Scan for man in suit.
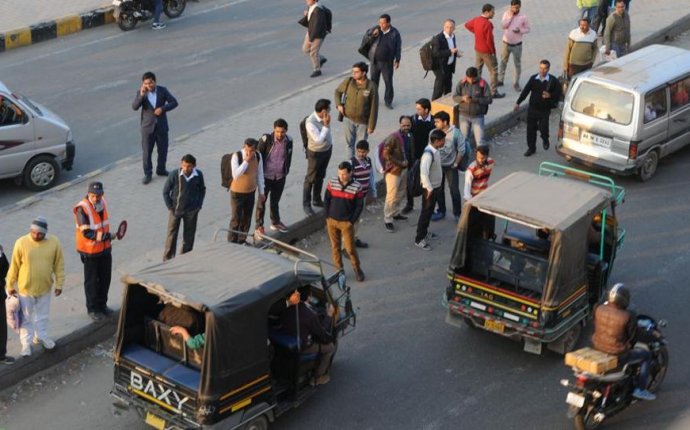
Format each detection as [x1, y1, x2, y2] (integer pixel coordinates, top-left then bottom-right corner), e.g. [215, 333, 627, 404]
[132, 71, 179, 185]
[301, 0, 329, 78]
[431, 19, 460, 101]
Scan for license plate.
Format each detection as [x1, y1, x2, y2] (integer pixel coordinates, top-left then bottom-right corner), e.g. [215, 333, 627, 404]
[112, 0, 121, 5]
[581, 131, 612, 149]
[566, 392, 585, 408]
[484, 319, 505, 333]
[145, 412, 166, 430]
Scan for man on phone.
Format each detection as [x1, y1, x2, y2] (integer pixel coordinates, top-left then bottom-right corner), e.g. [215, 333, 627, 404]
[228, 139, 265, 244]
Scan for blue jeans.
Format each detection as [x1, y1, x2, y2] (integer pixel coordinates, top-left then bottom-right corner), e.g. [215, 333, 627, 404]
[459, 115, 484, 150]
[342, 117, 368, 158]
[626, 348, 651, 390]
[154, 0, 163, 23]
[611, 42, 627, 59]
[579, 6, 598, 23]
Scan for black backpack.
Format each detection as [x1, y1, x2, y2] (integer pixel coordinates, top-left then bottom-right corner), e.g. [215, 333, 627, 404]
[407, 149, 433, 197]
[299, 116, 309, 153]
[220, 151, 259, 189]
[321, 5, 333, 33]
[419, 36, 435, 77]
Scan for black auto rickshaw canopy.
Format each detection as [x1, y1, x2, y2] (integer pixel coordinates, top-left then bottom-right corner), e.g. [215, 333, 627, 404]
[450, 171, 614, 308]
[114, 241, 323, 402]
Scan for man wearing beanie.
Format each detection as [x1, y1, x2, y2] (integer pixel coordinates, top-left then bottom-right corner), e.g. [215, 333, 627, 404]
[73, 182, 113, 321]
[6, 216, 65, 357]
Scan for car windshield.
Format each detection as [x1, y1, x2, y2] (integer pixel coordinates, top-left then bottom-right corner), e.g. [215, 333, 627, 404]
[14, 93, 43, 116]
[571, 81, 634, 125]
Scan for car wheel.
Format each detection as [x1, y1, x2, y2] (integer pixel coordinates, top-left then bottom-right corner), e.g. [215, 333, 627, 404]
[23, 155, 60, 191]
[637, 150, 659, 182]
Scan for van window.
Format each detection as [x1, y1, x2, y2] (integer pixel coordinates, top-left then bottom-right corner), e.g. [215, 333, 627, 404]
[670, 79, 690, 111]
[571, 82, 634, 125]
[0, 97, 25, 127]
[643, 88, 668, 124]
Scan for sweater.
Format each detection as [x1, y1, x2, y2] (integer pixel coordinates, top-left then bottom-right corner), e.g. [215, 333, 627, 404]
[163, 168, 206, 215]
[604, 12, 631, 48]
[324, 177, 365, 223]
[420, 145, 443, 191]
[577, 0, 599, 7]
[6, 234, 64, 297]
[305, 112, 333, 152]
[516, 74, 561, 112]
[465, 15, 496, 54]
[335, 78, 379, 130]
[453, 77, 492, 117]
[564, 28, 598, 66]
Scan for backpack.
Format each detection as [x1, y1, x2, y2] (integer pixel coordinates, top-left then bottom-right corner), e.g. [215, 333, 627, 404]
[407, 149, 433, 198]
[419, 36, 435, 78]
[321, 4, 333, 34]
[220, 151, 259, 189]
[299, 116, 309, 153]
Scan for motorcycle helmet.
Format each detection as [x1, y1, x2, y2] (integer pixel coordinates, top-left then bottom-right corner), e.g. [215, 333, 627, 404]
[608, 283, 630, 309]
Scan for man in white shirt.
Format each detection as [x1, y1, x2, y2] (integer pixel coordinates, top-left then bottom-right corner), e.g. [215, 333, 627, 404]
[303, 99, 334, 215]
[415, 129, 446, 250]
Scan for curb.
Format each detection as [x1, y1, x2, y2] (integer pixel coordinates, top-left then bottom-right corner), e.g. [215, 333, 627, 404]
[0, 6, 114, 53]
[3, 12, 690, 392]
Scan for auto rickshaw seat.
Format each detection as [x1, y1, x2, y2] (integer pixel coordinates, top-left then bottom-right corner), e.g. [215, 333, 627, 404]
[165, 363, 201, 391]
[122, 343, 178, 374]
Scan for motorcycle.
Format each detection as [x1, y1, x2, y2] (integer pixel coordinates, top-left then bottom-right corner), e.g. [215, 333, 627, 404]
[561, 315, 669, 430]
[112, 0, 186, 31]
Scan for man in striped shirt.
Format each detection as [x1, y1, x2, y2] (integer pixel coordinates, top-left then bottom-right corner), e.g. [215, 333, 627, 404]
[463, 145, 495, 201]
[350, 140, 375, 248]
[324, 162, 366, 282]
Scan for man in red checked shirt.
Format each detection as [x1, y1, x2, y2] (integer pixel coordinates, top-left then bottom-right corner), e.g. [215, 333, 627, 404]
[465, 4, 505, 98]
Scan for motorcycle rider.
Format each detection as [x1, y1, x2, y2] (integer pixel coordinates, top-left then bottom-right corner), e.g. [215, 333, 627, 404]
[591, 283, 656, 401]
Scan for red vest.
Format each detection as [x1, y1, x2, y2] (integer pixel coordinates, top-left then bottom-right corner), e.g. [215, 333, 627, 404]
[73, 197, 111, 255]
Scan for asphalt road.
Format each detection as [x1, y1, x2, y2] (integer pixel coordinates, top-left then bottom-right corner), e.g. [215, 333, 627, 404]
[0, 0, 464, 208]
[2, 115, 689, 429]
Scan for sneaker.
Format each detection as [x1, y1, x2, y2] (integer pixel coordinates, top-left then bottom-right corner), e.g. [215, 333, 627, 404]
[492, 92, 506, 99]
[401, 205, 413, 215]
[632, 388, 656, 401]
[256, 226, 265, 235]
[385, 223, 394, 233]
[415, 239, 431, 251]
[88, 311, 104, 322]
[20, 344, 31, 357]
[392, 214, 408, 221]
[0, 356, 15, 365]
[34, 337, 56, 350]
[270, 222, 289, 233]
[310, 70, 322, 78]
[431, 211, 445, 222]
[152, 22, 167, 30]
[355, 268, 365, 282]
[142, 175, 152, 185]
[426, 232, 439, 241]
[355, 239, 369, 248]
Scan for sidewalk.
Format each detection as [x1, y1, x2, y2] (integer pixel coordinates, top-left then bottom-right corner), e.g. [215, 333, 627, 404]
[1, 0, 689, 388]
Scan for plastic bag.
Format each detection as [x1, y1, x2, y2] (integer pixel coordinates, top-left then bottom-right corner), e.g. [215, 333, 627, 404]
[5, 294, 22, 331]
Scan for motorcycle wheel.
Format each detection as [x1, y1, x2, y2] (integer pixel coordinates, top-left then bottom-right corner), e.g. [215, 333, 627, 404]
[648, 345, 669, 393]
[118, 13, 138, 31]
[574, 407, 603, 430]
[163, 0, 186, 18]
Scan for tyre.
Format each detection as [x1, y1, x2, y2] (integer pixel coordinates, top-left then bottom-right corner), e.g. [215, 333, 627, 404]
[637, 149, 659, 182]
[574, 407, 603, 430]
[561, 322, 582, 353]
[241, 415, 268, 430]
[23, 155, 59, 191]
[163, 0, 186, 18]
[118, 12, 138, 31]
[647, 346, 669, 393]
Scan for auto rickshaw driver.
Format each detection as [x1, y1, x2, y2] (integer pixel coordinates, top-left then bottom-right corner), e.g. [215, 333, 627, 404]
[280, 288, 336, 386]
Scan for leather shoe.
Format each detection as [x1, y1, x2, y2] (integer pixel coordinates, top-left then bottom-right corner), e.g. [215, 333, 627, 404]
[303, 206, 315, 216]
[523, 149, 536, 157]
[493, 92, 506, 99]
[310, 70, 322, 78]
[355, 239, 368, 248]
[312, 200, 325, 208]
[543, 141, 550, 150]
[401, 205, 413, 215]
[320, 58, 327, 67]
[142, 176, 152, 185]
[385, 102, 394, 110]
[156, 170, 169, 177]
[497, 80, 504, 87]
[355, 268, 365, 282]
[88, 312, 104, 322]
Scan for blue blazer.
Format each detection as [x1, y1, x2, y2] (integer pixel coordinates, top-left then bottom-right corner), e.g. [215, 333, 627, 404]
[132, 85, 178, 133]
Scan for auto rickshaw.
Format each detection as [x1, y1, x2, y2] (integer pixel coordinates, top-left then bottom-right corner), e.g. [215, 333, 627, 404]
[111, 234, 355, 429]
[444, 162, 625, 354]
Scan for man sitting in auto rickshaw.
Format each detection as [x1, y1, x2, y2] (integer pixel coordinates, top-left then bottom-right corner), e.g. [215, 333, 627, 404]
[170, 325, 205, 350]
[280, 288, 336, 386]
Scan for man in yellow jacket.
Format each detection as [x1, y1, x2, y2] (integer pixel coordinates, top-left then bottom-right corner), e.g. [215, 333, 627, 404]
[6, 216, 64, 357]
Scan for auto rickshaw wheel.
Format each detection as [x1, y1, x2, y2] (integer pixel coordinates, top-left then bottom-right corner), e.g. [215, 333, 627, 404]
[548, 322, 582, 354]
[573, 405, 603, 430]
[241, 415, 268, 430]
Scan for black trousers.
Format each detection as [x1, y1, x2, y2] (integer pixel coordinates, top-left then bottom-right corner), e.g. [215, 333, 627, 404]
[432, 66, 453, 100]
[0, 287, 7, 359]
[82, 252, 112, 313]
[371, 59, 395, 105]
[229, 191, 255, 243]
[415, 187, 441, 243]
[436, 166, 462, 217]
[303, 148, 332, 206]
[163, 209, 199, 260]
[256, 177, 286, 227]
[141, 126, 169, 177]
[526, 109, 551, 151]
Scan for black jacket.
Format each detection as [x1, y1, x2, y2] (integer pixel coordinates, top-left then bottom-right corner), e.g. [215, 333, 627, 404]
[410, 115, 434, 160]
[300, 4, 328, 41]
[163, 169, 206, 214]
[257, 133, 294, 177]
[280, 303, 333, 349]
[431, 31, 457, 73]
[367, 26, 402, 63]
[516, 73, 562, 112]
[0, 249, 8, 292]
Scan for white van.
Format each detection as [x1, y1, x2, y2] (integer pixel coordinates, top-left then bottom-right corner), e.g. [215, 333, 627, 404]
[557, 45, 690, 181]
[0, 81, 74, 191]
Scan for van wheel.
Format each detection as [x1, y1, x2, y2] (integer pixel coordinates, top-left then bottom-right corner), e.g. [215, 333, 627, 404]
[242, 415, 268, 430]
[23, 155, 60, 191]
[637, 150, 659, 182]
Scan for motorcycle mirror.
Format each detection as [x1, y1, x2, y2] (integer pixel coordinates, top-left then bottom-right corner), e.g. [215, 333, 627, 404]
[658, 319, 668, 328]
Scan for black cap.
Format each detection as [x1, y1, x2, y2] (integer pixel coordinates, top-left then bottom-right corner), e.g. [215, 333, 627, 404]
[87, 181, 104, 195]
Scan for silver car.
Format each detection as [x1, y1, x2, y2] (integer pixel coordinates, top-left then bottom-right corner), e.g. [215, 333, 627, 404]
[0, 81, 75, 191]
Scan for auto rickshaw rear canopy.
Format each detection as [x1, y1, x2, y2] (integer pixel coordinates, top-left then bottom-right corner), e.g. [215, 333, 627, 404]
[114, 241, 322, 401]
[450, 168, 616, 308]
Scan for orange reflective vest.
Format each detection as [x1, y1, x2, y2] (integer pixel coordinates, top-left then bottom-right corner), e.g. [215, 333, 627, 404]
[73, 197, 111, 255]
